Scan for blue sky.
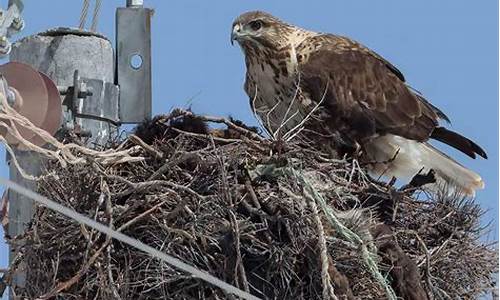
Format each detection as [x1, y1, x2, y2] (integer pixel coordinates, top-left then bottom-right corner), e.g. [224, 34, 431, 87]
[0, 0, 497, 298]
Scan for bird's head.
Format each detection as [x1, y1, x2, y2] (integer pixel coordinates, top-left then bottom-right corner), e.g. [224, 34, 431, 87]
[231, 11, 294, 51]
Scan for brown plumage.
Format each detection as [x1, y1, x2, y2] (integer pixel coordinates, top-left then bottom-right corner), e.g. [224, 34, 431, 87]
[231, 11, 487, 195]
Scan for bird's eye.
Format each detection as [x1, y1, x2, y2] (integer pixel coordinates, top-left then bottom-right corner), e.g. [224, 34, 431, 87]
[249, 20, 263, 31]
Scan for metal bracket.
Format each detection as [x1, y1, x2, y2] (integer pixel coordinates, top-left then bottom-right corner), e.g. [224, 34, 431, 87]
[116, 3, 152, 123]
[77, 78, 120, 125]
[59, 70, 90, 128]
[59, 70, 120, 137]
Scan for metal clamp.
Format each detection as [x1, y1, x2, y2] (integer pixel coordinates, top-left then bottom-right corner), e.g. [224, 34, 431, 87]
[58, 70, 92, 97]
[59, 70, 120, 138]
[0, 0, 24, 56]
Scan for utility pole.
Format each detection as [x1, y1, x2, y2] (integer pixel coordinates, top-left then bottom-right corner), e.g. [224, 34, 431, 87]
[4, 1, 153, 296]
[7, 29, 117, 292]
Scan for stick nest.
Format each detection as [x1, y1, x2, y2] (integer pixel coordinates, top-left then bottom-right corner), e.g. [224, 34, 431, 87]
[7, 110, 497, 299]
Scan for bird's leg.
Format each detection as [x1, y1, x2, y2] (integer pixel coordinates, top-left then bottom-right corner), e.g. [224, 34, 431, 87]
[352, 141, 363, 158]
[342, 141, 363, 164]
[388, 176, 397, 187]
[334, 133, 362, 160]
[399, 168, 436, 192]
[387, 148, 400, 163]
[360, 147, 400, 167]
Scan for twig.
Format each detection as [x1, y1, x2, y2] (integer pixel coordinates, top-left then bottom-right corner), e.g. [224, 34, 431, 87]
[117, 200, 167, 232]
[282, 81, 328, 142]
[244, 179, 261, 210]
[229, 211, 250, 293]
[406, 230, 435, 300]
[171, 127, 243, 144]
[37, 240, 109, 299]
[147, 151, 201, 181]
[129, 134, 163, 159]
[178, 110, 265, 142]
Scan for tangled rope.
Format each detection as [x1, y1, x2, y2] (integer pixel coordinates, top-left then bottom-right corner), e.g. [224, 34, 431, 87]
[285, 167, 398, 300]
[0, 91, 144, 180]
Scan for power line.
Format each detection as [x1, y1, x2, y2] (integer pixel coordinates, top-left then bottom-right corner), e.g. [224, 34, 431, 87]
[90, 0, 102, 32]
[78, 0, 90, 29]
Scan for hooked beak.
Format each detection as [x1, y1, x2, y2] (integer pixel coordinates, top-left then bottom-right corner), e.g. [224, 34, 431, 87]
[231, 23, 242, 46]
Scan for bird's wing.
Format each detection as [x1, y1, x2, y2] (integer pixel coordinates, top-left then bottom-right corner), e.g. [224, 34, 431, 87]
[297, 34, 440, 142]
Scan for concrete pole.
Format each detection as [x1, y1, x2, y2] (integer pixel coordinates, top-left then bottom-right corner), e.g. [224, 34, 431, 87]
[7, 28, 116, 294]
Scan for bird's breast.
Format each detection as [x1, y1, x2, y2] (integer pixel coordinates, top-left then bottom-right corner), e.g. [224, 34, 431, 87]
[245, 58, 316, 137]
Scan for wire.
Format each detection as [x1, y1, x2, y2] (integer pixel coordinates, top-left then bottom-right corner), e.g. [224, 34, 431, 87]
[78, 0, 90, 30]
[0, 177, 260, 300]
[90, 0, 102, 32]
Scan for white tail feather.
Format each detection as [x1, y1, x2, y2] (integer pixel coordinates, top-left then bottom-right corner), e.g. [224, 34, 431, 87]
[364, 134, 484, 196]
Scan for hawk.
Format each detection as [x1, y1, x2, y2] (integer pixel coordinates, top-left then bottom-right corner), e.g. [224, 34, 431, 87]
[231, 11, 487, 195]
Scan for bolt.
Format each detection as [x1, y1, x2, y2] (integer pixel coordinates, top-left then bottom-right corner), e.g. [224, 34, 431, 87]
[0, 36, 8, 47]
[77, 90, 93, 98]
[11, 17, 24, 31]
[6, 88, 15, 107]
[58, 86, 93, 98]
[0, 37, 11, 56]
